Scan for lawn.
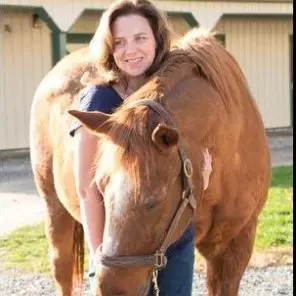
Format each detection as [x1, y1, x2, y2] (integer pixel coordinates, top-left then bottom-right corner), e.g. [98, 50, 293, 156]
[0, 166, 293, 273]
[255, 166, 293, 249]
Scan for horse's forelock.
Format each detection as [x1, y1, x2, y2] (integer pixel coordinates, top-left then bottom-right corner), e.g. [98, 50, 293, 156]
[94, 107, 159, 199]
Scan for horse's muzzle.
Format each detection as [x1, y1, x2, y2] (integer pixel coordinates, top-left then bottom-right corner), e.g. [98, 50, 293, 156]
[96, 268, 151, 296]
[95, 284, 149, 296]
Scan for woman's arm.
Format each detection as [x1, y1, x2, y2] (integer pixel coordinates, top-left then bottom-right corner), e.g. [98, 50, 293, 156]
[73, 127, 105, 257]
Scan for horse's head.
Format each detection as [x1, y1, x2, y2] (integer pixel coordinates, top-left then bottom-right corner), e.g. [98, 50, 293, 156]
[69, 99, 198, 295]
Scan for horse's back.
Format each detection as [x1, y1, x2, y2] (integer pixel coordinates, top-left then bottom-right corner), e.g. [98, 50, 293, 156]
[30, 48, 91, 218]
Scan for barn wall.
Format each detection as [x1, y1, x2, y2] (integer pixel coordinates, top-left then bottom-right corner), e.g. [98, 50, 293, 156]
[214, 16, 293, 128]
[0, 8, 51, 150]
[0, 1, 293, 150]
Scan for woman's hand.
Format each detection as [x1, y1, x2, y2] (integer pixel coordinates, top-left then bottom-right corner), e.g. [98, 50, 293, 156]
[202, 149, 212, 190]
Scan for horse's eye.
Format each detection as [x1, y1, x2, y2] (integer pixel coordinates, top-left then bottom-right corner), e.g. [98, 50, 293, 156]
[143, 198, 160, 212]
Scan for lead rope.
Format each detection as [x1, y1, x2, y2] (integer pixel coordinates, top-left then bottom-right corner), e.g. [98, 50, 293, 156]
[152, 269, 160, 296]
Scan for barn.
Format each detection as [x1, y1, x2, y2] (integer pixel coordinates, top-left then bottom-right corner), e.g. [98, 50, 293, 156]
[0, 0, 293, 150]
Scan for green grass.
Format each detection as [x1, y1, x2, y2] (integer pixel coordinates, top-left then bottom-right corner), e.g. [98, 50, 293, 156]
[0, 223, 90, 274]
[255, 166, 293, 250]
[0, 223, 50, 273]
[0, 166, 292, 273]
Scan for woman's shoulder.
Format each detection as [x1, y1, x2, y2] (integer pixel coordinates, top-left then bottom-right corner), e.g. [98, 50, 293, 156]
[69, 84, 122, 137]
[78, 84, 123, 113]
[81, 84, 116, 98]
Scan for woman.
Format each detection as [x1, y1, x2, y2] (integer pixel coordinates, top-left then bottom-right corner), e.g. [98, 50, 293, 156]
[70, 0, 212, 294]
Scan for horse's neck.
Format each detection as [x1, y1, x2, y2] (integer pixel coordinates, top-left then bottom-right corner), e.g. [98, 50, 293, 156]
[157, 54, 196, 98]
[131, 53, 196, 103]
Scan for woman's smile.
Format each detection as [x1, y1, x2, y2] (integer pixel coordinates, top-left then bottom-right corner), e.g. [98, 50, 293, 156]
[125, 57, 144, 66]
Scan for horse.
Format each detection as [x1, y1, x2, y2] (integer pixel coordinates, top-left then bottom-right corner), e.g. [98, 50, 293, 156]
[30, 28, 271, 296]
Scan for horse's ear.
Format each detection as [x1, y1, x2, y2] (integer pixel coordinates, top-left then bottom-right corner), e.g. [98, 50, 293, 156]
[68, 110, 110, 134]
[152, 123, 179, 153]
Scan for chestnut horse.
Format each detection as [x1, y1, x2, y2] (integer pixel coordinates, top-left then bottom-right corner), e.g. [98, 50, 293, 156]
[30, 29, 271, 296]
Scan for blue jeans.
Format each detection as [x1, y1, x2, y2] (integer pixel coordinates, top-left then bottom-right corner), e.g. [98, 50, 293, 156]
[89, 225, 195, 296]
[148, 224, 195, 296]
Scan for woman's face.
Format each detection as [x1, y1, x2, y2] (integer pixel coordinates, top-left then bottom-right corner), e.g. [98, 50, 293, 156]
[111, 14, 157, 78]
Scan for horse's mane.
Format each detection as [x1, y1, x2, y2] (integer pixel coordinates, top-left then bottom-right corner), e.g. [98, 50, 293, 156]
[95, 28, 256, 196]
[174, 28, 254, 112]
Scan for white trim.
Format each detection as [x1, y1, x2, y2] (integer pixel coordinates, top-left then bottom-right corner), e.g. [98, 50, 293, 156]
[191, 10, 222, 30]
[0, 1, 292, 31]
[43, 3, 84, 31]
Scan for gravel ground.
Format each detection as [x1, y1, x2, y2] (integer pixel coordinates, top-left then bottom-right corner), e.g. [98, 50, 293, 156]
[0, 265, 293, 295]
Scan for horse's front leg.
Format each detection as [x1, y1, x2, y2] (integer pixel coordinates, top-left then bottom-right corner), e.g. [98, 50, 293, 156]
[205, 219, 257, 296]
[44, 199, 76, 296]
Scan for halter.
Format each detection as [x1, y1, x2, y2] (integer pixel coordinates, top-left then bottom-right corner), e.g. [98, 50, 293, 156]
[96, 99, 197, 295]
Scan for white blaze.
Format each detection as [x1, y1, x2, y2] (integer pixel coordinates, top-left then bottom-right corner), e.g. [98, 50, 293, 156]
[102, 170, 134, 256]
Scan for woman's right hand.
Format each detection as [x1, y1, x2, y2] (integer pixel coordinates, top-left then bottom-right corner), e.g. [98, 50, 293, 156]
[202, 149, 212, 190]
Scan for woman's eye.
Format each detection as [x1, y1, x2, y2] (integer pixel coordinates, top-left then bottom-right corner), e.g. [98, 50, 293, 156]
[136, 36, 146, 42]
[114, 40, 124, 48]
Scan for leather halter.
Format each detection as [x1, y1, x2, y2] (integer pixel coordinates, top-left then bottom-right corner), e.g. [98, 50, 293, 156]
[96, 99, 197, 274]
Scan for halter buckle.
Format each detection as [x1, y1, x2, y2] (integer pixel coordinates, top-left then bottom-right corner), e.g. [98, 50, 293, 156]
[155, 251, 167, 269]
[183, 159, 193, 178]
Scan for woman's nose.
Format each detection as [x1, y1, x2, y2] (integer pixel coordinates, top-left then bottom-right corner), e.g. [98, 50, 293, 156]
[125, 41, 137, 54]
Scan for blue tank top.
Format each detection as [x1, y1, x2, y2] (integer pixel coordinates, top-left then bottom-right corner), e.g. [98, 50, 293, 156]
[70, 85, 195, 253]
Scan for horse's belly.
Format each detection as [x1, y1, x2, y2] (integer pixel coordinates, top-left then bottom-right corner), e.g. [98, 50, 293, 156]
[53, 146, 81, 222]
